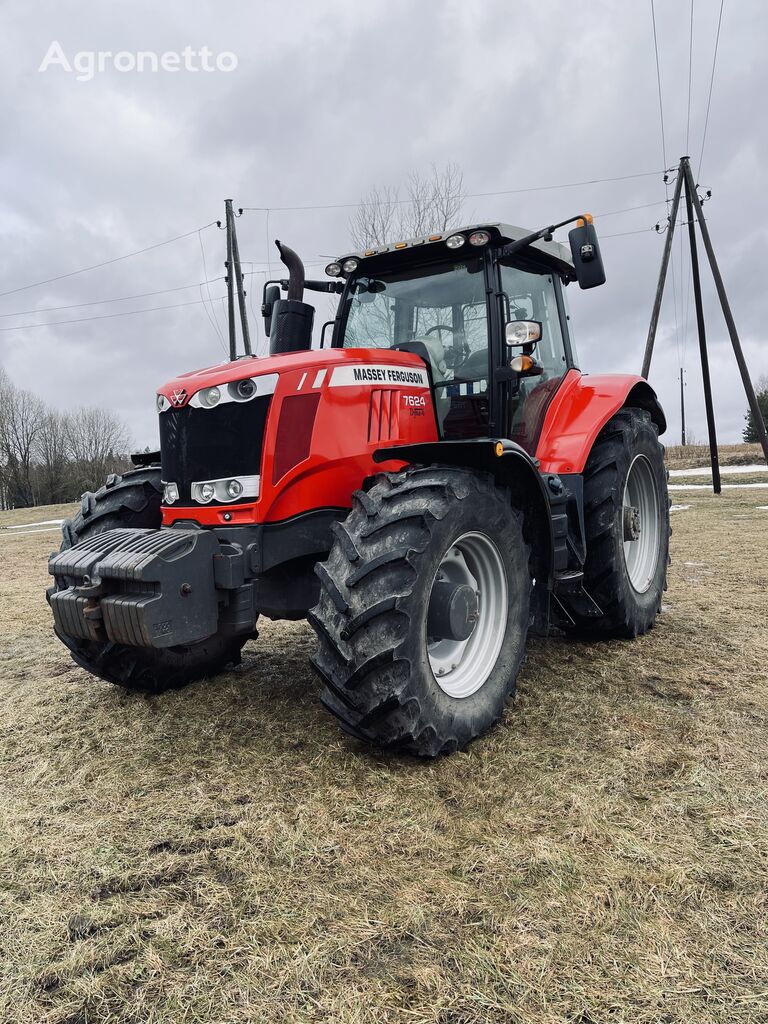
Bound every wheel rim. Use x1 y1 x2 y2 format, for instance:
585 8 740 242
426 531 508 699
622 454 661 593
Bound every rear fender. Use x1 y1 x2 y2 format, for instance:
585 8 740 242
535 370 666 475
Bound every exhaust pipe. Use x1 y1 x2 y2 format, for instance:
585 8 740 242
269 239 315 355
275 240 305 301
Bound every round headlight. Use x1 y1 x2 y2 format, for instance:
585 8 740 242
156 394 167 413
226 478 243 499
235 378 256 400
445 234 466 249
163 482 179 505
469 230 491 246
325 262 342 277
200 386 221 408
199 482 215 503
342 258 359 274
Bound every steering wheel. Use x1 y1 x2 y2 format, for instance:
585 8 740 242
424 324 467 368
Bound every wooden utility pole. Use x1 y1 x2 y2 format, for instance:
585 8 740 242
642 156 768 491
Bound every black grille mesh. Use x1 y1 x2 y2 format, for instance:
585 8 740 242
159 396 271 503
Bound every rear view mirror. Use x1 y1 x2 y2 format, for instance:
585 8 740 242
568 220 606 289
261 284 281 336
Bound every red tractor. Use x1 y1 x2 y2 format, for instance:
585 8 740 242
48 216 669 756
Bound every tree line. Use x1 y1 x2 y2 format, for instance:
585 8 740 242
743 376 768 444
0 368 133 509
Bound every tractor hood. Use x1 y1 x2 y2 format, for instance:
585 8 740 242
157 347 438 528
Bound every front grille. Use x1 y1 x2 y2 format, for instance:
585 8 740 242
159 395 271 503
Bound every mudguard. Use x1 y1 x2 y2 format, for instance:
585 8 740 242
373 438 557 589
535 370 666 475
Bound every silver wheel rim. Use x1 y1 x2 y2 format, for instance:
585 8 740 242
622 454 661 593
427 531 508 699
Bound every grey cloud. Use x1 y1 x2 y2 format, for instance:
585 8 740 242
0 0 765 448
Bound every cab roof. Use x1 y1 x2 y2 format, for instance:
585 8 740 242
336 223 575 278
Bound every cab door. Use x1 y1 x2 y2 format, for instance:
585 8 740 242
496 260 576 455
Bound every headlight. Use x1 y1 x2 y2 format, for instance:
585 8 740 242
325 262 342 277
162 482 179 504
233 378 255 400
445 233 466 249
198 482 216 503
342 258 359 274
226 478 243 499
156 394 168 413
469 230 491 246
199 386 221 408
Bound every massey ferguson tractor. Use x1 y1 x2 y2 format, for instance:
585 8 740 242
47 216 670 756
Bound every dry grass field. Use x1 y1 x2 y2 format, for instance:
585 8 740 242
1 460 766 1023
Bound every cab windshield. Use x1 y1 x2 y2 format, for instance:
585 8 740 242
341 257 489 386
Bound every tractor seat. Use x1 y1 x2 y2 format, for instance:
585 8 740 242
394 337 450 384
394 338 451 428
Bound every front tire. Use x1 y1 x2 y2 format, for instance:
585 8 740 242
567 408 670 638
52 467 248 693
309 465 531 756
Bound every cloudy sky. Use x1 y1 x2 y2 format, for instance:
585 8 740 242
1 0 765 448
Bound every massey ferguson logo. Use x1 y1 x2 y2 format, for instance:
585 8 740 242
171 388 188 407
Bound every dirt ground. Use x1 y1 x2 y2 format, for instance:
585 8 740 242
1 482 766 1023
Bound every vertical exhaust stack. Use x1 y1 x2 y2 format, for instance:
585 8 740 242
269 240 315 355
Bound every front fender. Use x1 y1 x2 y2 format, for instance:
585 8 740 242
373 439 556 591
535 370 666 475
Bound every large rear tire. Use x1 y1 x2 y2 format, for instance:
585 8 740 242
51 467 248 693
567 408 670 638
309 465 531 756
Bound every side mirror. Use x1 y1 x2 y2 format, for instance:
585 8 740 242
568 221 606 289
261 284 281 337
505 320 542 347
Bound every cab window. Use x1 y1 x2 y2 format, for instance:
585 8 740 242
499 264 569 454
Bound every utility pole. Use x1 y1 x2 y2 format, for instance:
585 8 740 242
683 167 721 493
682 159 768 467
680 367 686 446
224 201 237 361
226 200 252 357
222 200 253 360
642 155 768 491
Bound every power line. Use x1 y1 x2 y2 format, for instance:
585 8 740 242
686 0 695 154
651 0 682 368
697 0 725 175
601 227 657 239
240 170 665 214
0 295 226 332
197 227 226 350
650 0 669 170
0 223 218 300
0 278 224 319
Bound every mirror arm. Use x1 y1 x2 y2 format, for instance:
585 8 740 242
501 214 591 259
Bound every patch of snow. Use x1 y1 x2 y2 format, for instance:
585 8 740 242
668 482 768 490
669 463 768 477
757 506 768 511
670 504 691 511
5 518 64 530
2 526 63 536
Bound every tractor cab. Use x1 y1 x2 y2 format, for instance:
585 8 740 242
322 222 598 454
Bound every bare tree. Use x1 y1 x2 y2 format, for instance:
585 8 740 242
349 162 465 249
36 410 69 505
65 406 132 493
0 376 45 507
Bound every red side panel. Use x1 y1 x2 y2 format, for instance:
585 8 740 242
161 348 438 527
535 369 654 475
